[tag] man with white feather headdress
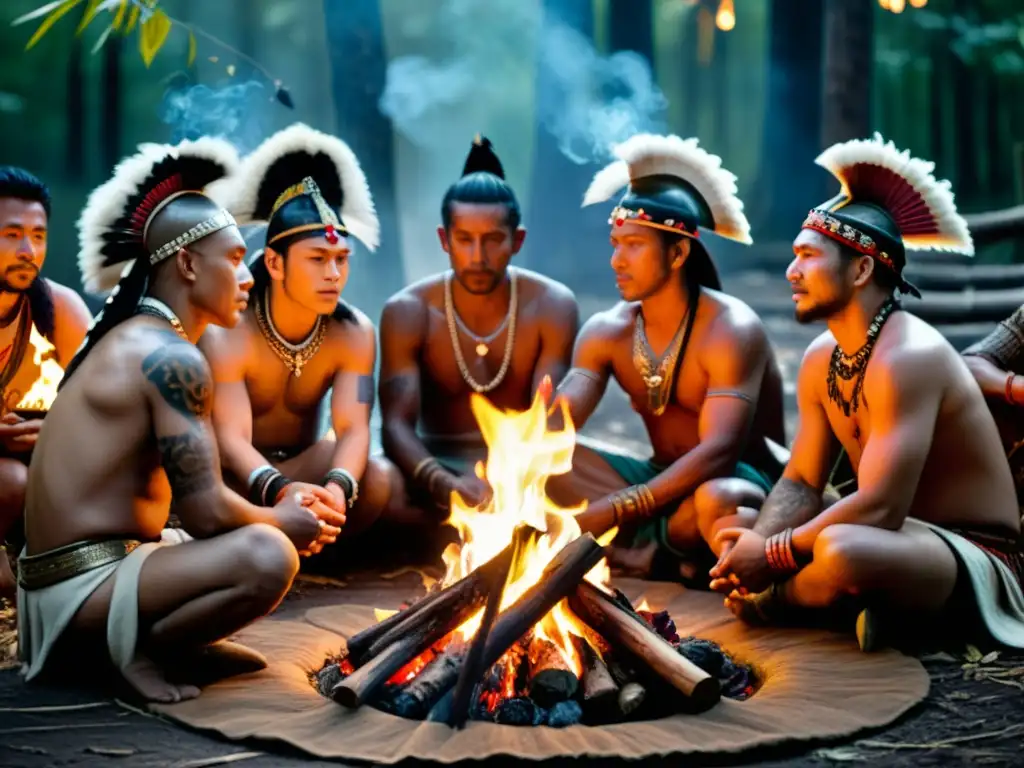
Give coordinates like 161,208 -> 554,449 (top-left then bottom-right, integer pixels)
710,134 -> 1024,652
546,134 -> 786,585
201,123 -> 404,551
18,137 -> 341,702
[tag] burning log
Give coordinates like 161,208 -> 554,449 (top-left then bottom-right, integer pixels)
527,636 -> 578,708
570,636 -> 619,721
332,543 -> 516,708
345,541 -> 515,666
568,581 -> 720,713
383,534 -> 604,719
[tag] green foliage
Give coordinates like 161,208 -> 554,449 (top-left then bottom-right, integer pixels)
14,0 -> 188,69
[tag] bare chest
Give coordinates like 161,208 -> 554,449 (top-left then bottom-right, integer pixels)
421,312 -> 542,403
245,339 -> 336,418
609,330 -> 708,420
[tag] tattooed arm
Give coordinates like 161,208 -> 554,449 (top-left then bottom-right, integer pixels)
378,293 -> 456,505
549,312 -> 615,431
752,338 -> 836,537
326,317 -> 377,497
531,284 -> 581,395
142,337 -> 320,546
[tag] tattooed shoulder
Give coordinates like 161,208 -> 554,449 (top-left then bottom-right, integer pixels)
141,341 -> 212,419
158,429 -> 216,500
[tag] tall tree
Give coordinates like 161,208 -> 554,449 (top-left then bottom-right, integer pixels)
525,0 -> 603,292
101,36 -> 123,175
608,0 -> 653,64
321,0 -> 403,311
65,28 -> 84,180
753,0 -> 824,242
821,0 -> 873,149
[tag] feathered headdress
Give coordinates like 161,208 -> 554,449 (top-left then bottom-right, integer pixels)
803,132 -> 975,298
221,123 -> 379,252
77,137 -> 240,295
582,134 -> 752,245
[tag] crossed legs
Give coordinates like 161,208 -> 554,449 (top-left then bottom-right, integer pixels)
67,524 -> 298,702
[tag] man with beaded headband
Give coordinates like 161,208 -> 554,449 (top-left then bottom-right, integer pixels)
378,136 -> 579,528
710,133 -> 1024,652
17,137 -> 342,703
202,123 -> 396,547
545,134 -> 786,584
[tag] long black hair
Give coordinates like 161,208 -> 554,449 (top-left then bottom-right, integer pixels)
441,137 -> 521,231
0,166 -> 57,341
658,230 -> 722,292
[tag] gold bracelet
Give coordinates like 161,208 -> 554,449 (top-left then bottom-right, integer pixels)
413,457 -> 440,484
634,484 -> 656,517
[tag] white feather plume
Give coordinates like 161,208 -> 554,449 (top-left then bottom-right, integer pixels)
218,123 -> 380,252
581,134 -> 752,245
77,136 -> 240,295
815,132 -> 974,256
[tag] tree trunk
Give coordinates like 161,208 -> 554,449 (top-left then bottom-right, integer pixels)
608,0 -> 653,66
751,0 -> 824,241
65,32 -> 84,180
101,36 -> 123,175
821,0 -> 873,150
525,0 -> 602,291
950,0 -> 977,200
321,0 -> 404,311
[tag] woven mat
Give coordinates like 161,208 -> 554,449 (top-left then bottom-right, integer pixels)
152,579 -> 928,763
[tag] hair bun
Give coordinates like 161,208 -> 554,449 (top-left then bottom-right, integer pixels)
461,135 -> 505,179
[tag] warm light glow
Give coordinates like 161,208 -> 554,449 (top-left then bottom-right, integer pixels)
715,0 -> 735,31
878,0 -> 891,9
430,390 -> 611,677
15,323 -> 64,411
636,598 -> 652,613
374,608 -> 398,622
909,0 -> 927,6
889,0 -> 905,12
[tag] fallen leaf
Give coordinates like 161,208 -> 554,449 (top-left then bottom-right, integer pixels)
85,746 -> 136,757
946,691 -> 972,701
980,651 -> 1001,664
275,86 -> 294,109
965,644 -> 983,663
920,651 -> 958,663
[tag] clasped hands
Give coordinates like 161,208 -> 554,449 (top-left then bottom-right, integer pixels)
708,526 -> 775,598
275,482 -> 347,557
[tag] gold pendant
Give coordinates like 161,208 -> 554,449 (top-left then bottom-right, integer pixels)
476,343 -> 488,357
644,374 -> 663,388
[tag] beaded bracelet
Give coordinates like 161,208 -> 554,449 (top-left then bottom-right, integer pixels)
608,484 -> 656,525
764,528 -> 800,576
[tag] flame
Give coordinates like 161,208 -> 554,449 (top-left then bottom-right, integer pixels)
715,0 -> 735,31
636,599 -> 652,613
438,390 -> 611,677
374,608 -> 399,622
14,323 -> 64,411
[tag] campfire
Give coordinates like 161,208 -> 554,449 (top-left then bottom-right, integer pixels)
315,391 -> 756,727
12,322 -> 63,417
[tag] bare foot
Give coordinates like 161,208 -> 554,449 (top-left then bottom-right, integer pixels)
0,553 -> 15,599
157,640 -> 268,687
121,655 -> 201,703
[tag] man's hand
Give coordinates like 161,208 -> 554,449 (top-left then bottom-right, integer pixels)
323,481 -> 349,512
450,473 -> 493,509
0,413 -> 42,453
277,481 -> 344,519
709,528 -> 772,595
272,492 -> 343,555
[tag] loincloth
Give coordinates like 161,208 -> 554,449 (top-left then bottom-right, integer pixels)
919,520 -> 1024,648
16,536 -> 167,681
584,441 -> 773,560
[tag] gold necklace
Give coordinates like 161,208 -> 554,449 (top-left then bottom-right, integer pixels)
137,297 -> 189,342
444,269 -> 518,394
253,289 -> 327,378
632,307 -> 692,417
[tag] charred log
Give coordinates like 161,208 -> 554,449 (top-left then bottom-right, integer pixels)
527,636 -> 578,708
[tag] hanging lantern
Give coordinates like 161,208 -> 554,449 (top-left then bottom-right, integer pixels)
715,0 -> 735,31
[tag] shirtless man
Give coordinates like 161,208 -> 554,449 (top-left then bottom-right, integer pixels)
202,124 -> 392,542
0,167 -> 92,596
962,306 -> 1024,509
710,134 -> 1024,651
18,138 -> 341,702
379,136 -> 579,522
547,134 -> 785,582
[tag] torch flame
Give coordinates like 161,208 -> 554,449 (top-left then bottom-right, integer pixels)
14,323 -> 64,411
440,390 -> 612,676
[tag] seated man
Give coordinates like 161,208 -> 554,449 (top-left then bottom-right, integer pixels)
711,135 -> 1024,652
201,124 -> 393,542
379,136 -> 579,526
962,305 -> 1024,510
18,138 -> 341,702
547,134 -> 785,582
0,167 -> 92,595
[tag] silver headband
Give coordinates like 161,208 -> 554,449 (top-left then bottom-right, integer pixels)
148,209 -> 237,266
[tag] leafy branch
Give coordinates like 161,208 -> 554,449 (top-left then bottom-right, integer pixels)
11,0 -> 293,107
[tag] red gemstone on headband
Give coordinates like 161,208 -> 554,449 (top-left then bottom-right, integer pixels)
325,224 -> 339,244
615,218 -> 625,227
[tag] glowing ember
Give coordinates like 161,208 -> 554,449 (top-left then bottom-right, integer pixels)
15,323 -> 64,411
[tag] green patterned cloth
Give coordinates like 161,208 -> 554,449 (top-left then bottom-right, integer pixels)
591,447 -> 773,558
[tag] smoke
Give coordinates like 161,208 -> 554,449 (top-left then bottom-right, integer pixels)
378,0 -> 667,166
157,79 -> 271,154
